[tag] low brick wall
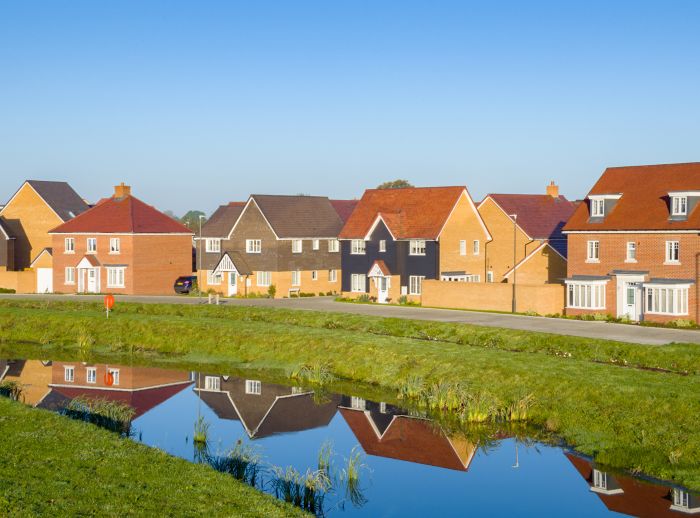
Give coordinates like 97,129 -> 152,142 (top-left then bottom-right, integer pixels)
0,269 -> 36,293
422,280 -> 565,315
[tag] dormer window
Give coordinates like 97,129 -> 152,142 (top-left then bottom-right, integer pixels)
672,196 -> 688,216
591,199 -> 605,217
588,194 -> 621,219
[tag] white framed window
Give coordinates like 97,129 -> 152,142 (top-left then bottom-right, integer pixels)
671,196 -> 688,216
204,376 -> 221,391
487,271 -> 494,283
351,274 -> 366,293
64,237 -> 75,254
291,270 -> 301,286
459,240 -> 467,256
645,286 -> 689,316
108,368 -> 120,386
256,271 -> 272,287
409,240 -> 426,256
590,198 -> 605,217
329,269 -> 337,282
566,282 -> 607,310
351,240 -> 366,255
109,238 -> 121,254
106,267 -> 125,288
587,240 -> 599,262
626,242 -> 637,262
246,239 -> 261,254
409,275 -> 425,295
291,239 -> 303,253
379,402 -> 387,414
593,470 -> 607,490
473,240 -> 480,255
65,267 -> 75,285
207,270 -> 222,285
379,240 -> 387,253
64,366 -> 74,383
673,489 -> 690,509
350,396 -> 366,410
86,238 -> 97,253
466,274 -> 480,282
328,239 -> 339,253
205,239 -> 221,253
312,239 -> 320,250
666,241 -> 680,263
311,270 -> 318,281
86,367 -> 96,384
245,379 -> 262,395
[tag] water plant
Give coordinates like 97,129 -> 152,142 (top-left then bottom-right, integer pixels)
317,440 -> 333,474
397,375 -> 424,400
209,439 -> 262,487
503,393 -> 535,422
193,415 -> 210,445
339,446 -> 367,508
76,327 -> 95,359
291,362 -> 336,386
0,380 -> 24,401
270,466 -> 330,515
64,396 -> 135,434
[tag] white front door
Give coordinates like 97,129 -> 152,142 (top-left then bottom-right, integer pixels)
36,268 -> 53,293
228,271 -> 237,296
377,276 -> 389,303
616,275 -> 644,321
87,268 -> 99,293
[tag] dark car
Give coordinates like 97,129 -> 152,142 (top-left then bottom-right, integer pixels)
174,276 -> 198,294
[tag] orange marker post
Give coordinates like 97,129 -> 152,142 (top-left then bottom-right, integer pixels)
104,294 -> 115,319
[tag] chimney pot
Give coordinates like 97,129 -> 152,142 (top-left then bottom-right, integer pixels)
546,181 -> 559,198
114,183 -> 131,198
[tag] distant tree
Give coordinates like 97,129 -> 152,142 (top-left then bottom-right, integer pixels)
163,210 -> 179,220
377,179 -> 414,189
181,210 -> 207,230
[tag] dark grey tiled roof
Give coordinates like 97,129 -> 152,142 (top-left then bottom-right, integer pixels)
26,180 -> 89,221
201,203 -> 246,238
251,195 -> 344,238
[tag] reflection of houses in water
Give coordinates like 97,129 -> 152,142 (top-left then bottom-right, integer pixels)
566,453 -> 700,517
35,361 -> 192,418
0,359 -> 53,405
339,396 -> 477,471
194,374 -> 340,439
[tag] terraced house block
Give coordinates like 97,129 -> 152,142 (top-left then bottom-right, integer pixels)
563,162 -> 700,324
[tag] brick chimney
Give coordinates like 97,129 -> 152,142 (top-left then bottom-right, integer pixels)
546,181 -> 559,198
113,182 -> 131,199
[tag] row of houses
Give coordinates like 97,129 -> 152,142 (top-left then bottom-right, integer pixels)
1,162 -> 699,324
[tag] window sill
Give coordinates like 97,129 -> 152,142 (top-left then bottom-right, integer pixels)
350,253 -> 366,256
107,286 -> 125,289
86,251 -> 97,255
585,259 -> 600,264
646,312 -> 688,317
246,251 -> 261,254
64,251 -> 75,255
108,252 -> 120,255
663,261 -> 681,266
65,282 -> 75,286
624,259 -> 637,264
409,254 -> 426,257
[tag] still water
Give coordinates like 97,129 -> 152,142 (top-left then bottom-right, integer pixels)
1,358 -> 695,517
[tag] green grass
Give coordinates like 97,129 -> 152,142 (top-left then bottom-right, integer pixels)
0,398 -> 304,517
1,299 -> 700,491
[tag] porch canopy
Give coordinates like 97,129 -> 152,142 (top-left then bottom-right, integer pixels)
212,251 -> 252,276
368,260 -> 391,278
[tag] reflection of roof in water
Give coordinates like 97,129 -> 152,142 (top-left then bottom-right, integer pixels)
196,388 -> 340,439
339,407 -> 476,472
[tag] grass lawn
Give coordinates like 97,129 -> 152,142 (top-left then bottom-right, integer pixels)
0,397 -> 304,517
1,299 -> 700,492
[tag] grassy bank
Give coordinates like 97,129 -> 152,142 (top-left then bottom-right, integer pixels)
1,299 -> 700,491
0,397 -> 304,517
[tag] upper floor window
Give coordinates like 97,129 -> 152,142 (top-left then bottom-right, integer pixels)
204,376 -> 221,391
459,240 -> 467,256
673,489 -> 691,510
626,242 -> 637,262
592,470 -> 608,490
245,379 -> 262,395
109,238 -> 121,254
246,239 -> 261,254
590,199 -> 605,217
291,239 -> 303,254
379,240 -> 386,253
473,240 -> 480,255
86,238 -> 97,253
351,240 -> 366,255
409,239 -> 426,256
205,239 -> 221,253
312,239 -> 320,250
64,238 -> 75,254
671,196 -> 688,216
486,271 -> 494,283
586,240 -> 599,262
328,239 -> 339,253
666,241 -> 680,263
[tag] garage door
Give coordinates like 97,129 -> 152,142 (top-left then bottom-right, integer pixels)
36,268 -> 53,293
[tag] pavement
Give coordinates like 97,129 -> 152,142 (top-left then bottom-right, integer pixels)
1,293 -> 699,346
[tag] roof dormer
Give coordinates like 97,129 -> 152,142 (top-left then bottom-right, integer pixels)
668,191 -> 700,221
587,194 -> 621,222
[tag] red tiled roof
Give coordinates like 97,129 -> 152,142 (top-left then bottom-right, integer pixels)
485,194 -> 576,240
368,260 -> 391,276
49,195 -> 193,234
330,199 -> 359,223
564,162 -> 700,231
339,187 -> 466,239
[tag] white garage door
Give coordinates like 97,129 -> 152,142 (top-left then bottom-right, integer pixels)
36,268 -> 53,293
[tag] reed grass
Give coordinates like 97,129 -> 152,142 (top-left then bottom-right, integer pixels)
0,380 -> 23,401
64,396 -> 135,434
193,415 -> 210,445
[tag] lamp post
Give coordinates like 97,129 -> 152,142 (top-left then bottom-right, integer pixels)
510,214 -> 518,313
198,214 -> 205,300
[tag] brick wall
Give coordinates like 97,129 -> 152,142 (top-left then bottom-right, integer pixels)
439,192 -> 490,278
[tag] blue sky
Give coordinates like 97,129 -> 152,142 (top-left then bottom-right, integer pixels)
1,1 -> 699,214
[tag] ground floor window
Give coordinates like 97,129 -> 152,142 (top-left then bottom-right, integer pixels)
108,368 -> 120,386
291,270 -> 301,286
566,282 -> 606,309
645,286 -> 688,315
351,274 -> 366,293
328,269 -> 337,282
86,367 -> 96,384
256,271 -> 272,287
65,267 -> 75,285
207,270 -> 222,285
106,267 -> 125,288
64,366 -> 74,382
409,275 -> 425,295
673,489 -> 690,509
311,270 -> 318,281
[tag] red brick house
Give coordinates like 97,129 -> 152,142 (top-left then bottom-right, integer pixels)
563,163 -> 700,323
49,184 -> 193,295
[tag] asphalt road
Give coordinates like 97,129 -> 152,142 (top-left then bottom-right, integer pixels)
1,293 -> 699,345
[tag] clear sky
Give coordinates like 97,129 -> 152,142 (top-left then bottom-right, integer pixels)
1,1 -> 699,215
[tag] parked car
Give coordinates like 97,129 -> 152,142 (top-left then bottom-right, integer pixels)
174,276 -> 198,294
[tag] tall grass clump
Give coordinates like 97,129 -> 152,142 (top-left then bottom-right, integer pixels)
317,440 -> 333,474
77,327 -> 95,359
64,396 -> 135,434
291,362 -> 336,386
397,375 -> 424,400
270,466 -> 330,515
193,415 -> 210,445
0,380 -> 24,401
339,446 -> 367,508
209,439 -> 262,487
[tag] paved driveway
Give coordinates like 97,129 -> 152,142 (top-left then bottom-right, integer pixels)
1,293 -> 699,345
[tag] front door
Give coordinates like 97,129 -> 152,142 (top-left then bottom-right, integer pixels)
623,282 -> 639,320
228,271 -> 237,296
87,268 -> 99,293
377,276 -> 389,303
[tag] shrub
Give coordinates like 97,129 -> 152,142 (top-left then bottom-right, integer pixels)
0,287 -> 16,294
357,294 -> 370,303
267,284 -> 277,298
